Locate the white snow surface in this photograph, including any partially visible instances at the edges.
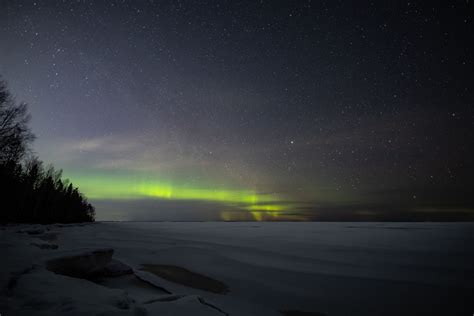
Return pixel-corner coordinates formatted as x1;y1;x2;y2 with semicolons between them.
1;222;473;315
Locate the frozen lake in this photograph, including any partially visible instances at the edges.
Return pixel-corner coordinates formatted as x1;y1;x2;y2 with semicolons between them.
2;222;474;315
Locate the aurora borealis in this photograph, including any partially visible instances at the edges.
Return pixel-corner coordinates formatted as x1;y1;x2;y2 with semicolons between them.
63;170;289;220
1;1;473;221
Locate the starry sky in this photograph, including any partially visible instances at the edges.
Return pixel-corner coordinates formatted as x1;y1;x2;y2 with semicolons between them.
1;1;473;221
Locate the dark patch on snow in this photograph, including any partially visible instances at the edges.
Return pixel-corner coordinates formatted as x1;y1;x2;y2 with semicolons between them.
140;264;229;294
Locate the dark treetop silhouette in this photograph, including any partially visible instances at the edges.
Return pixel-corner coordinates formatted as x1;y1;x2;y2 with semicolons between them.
0;78;94;223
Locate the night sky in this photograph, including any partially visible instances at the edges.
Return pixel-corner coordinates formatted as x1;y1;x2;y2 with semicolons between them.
1;1;473;221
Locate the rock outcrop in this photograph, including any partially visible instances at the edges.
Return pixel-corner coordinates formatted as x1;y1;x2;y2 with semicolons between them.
46;248;114;279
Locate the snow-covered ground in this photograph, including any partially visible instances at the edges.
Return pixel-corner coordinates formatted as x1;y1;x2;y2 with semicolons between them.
1;222;473;315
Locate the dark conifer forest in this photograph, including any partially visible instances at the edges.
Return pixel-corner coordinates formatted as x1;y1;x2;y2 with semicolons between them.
0;77;94;223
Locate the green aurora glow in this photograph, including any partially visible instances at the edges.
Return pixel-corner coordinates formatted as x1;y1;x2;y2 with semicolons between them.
63;171;288;216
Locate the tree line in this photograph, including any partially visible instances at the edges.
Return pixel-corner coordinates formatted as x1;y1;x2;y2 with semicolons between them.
0;77;94;223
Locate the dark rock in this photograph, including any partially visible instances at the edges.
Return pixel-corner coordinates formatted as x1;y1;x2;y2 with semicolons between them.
46;248;114;279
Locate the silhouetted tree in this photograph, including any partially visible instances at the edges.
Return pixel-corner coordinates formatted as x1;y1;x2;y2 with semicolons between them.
0;78;35;164
0;78;95;223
